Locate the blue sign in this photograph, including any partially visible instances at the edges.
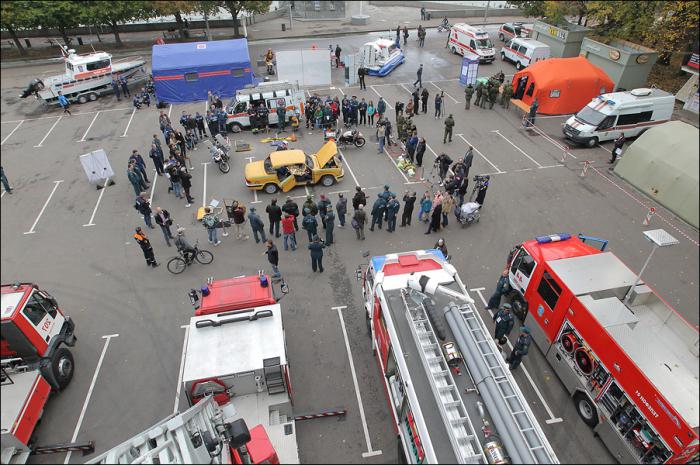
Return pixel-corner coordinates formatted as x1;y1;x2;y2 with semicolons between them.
460;54;480;86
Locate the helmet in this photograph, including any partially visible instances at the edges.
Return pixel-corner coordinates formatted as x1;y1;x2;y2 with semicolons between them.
437;238;444;245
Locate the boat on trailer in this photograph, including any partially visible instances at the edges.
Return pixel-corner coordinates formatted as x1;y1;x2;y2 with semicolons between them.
19;45;147;105
358;38;405;77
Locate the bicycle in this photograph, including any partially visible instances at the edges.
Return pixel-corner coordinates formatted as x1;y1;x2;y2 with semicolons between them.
167;239;214;274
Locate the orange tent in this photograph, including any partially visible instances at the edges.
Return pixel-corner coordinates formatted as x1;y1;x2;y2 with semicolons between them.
511;56;614;115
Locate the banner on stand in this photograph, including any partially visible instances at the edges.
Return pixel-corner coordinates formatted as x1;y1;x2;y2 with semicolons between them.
460;52;480;86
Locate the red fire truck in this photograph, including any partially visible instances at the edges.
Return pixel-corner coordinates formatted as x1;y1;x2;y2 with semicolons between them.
504;233;699;464
358;249;558;464
1;282;77;463
87;274;298;464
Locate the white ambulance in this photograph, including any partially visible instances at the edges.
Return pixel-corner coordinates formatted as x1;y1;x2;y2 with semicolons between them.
563;88;675;147
448;23;496;63
500;37;550;69
226;80;305;131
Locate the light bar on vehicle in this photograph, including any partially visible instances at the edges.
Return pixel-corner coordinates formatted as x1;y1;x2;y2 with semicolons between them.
536;233;571;244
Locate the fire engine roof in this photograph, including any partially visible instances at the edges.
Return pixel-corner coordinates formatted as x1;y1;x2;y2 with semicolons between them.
183;304;286;385
1;370;43;434
524;237;600;264
547;252;638;296
1;291;25;320
196;276;275;316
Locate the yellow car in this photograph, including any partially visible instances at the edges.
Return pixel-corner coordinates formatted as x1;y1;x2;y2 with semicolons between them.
244;141;344;194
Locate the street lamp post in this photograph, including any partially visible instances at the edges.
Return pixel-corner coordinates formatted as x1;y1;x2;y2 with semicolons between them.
623;229;679;305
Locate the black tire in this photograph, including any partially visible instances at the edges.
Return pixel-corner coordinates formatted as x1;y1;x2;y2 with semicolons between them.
218;161;230;173
499;33;505;41
264;183;278;194
585;137;598;148
501;51;506;61
88;92;98;102
77;94;88;104
511;296;528;320
195;249;214;264
515;61;523;70
320;175;335;187
574;392;599;427
50;348;74;391
450;46;457;55
354;137;366;148
167;256;187;274
228;122;243;133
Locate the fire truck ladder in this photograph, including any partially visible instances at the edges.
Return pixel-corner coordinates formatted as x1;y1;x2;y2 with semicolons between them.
401;291;483;464
458;303;556;463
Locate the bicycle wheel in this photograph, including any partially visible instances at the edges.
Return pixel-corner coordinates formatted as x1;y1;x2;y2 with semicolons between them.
195;249;214;264
167;257;187;274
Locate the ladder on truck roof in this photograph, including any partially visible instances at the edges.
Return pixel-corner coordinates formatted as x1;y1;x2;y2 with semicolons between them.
458;303;557;463
86;396;229;464
401;290;483;464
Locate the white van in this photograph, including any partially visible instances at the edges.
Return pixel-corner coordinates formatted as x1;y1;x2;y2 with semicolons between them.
226;80;305;131
563;88;675;147
500;37;550;70
448;23;496;63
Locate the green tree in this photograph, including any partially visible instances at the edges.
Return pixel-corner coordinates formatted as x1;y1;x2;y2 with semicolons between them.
221;0;271;37
0;1;39;56
587;1;661;41
35;0;84;47
82;1;154;47
152;1;199;39
644;0;699;64
193;1;223;41
506;1;546;18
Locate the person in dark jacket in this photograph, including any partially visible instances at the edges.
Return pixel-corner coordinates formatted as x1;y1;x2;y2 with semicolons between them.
415;137;427;168
406;134;418;163
133;227;158;267
149;143;165;176
352;186;367;211
317;194;331;229
334;45;342;68
264;240;281;278
353;204;367;240
248;207;267;243
336;193;348;227
385;195;400;232
486;268;510;310
179;167;195;207
266;199;283;238
412;89;420;114
308;235;326;272
610;133;625;164
134;193;154;229
421;88;429;113
401;191;417;226
302;195;318;217
462;146;474;178
282;197;300;231
426;202;442;234
324;206;335;245
507;326;532;370
370;194;387;231
436;153;453;182
129;150;151;184
153;207;174;246
493;304;515;342
302;210;318;242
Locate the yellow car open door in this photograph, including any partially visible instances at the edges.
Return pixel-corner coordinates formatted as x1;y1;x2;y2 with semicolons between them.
279;174;297;192
314;141;338;168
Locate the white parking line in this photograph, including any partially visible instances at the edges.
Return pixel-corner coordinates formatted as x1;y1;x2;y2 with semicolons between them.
148;170;157;204
83;182;109;227
120;108;137;138
34;116;62;147
174;324;190;414
1;120;24;146
527;124;577;160
371;78;460;88
454;134;504;173
78;112;100;142
399;83;413;95
383;147;410;183
370;86;393;109
1;107;132;125
168;103;173;119
338;147;360;186
333;86;345;96
491;130;542;167
470;288;563;424
429;82;459;104
202;162;210;208
64;334;119;464
24;180;63;234
334;306;382;458
204;100;209;113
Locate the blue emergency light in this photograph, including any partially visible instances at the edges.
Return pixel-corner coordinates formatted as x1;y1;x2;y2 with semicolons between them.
536;233;571;244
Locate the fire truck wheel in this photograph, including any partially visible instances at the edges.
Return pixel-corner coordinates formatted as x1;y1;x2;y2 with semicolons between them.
50;348;74;391
574;392;598;427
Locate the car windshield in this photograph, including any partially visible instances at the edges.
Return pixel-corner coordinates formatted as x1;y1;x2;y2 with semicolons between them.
476;38;493;48
306;155;314;168
264;157;274;173
576;106;606;126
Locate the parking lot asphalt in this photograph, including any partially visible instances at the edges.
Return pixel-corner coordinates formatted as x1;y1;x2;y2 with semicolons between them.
2;27;697;464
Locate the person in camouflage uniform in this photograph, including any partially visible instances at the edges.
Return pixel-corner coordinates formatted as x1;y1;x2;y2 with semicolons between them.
488;80;499;109
464;83;474;110
480;81;490;109
501;83;514;109
474;82;483;108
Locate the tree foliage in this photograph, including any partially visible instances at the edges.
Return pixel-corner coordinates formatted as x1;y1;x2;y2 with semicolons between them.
152;1;199;38
506;1;546;18
82;0;154;47
0;0;39;55
34;0;84;46
221;0;271;37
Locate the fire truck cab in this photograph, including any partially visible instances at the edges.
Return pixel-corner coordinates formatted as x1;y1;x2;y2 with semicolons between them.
359;250;557;464
1;283;77;464
506;234;699;464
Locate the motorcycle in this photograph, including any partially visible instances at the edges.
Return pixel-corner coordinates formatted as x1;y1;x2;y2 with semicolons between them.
437;22;452;32
325;128;366;148
204;140;230;173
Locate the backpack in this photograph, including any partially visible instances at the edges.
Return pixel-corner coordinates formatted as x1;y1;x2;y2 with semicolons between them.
203;215;217;228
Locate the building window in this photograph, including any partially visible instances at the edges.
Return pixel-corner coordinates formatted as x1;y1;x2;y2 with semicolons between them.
550;89;560;98
231;68;244;77
314;1;321;11
184;72;198;82
328;1;335;10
